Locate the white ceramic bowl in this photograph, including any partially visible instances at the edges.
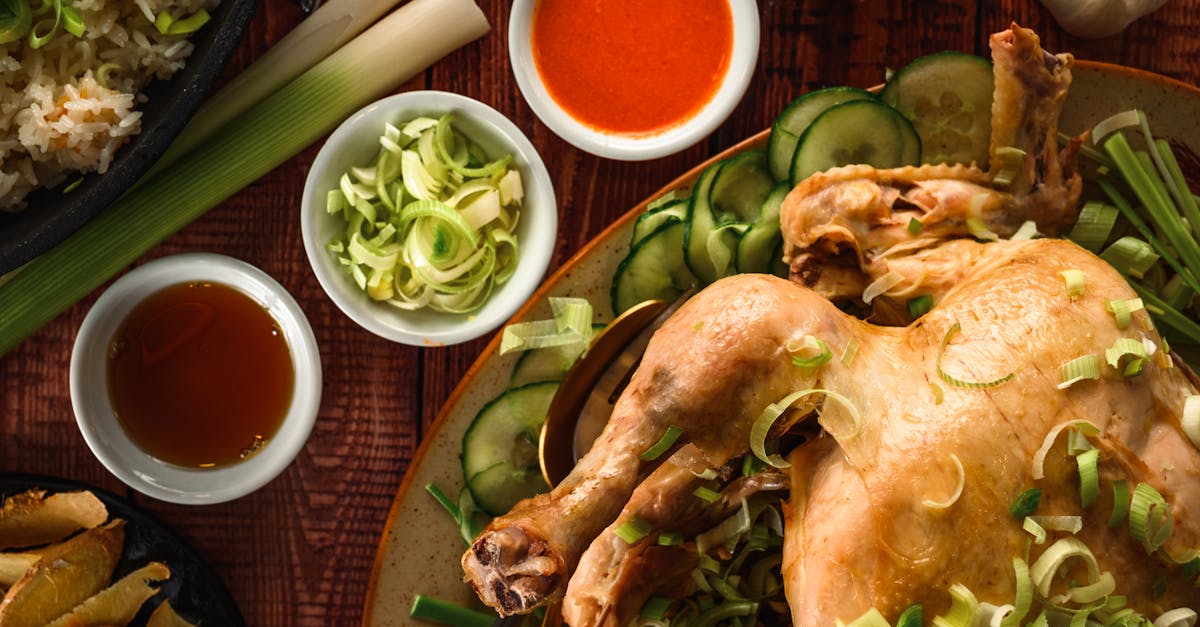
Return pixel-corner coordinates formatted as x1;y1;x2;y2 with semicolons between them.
301;91;557;346
70;253;322;505
508;0;760;161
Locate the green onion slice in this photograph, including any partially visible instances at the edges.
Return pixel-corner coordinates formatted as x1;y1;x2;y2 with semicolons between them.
840;337;861;366
1030;536;1101;598
639;425;682;461
1009;220;1040;241
1067;202;1119;253
500;297;593;354
933;583;979;627
846;608;890;627
1129;482;1173;553
59;2;82;36
693;486;721;504
897;604;923;627
1000;559;1032;627
908;218;924;235
907;294;933;318
1059;269;1086;298
1153;608;1198;627
1091;109;1142;145
1101;236;1161;280
657;532;683;546
1023;517;1047;544
1009;488;1041;519
937;322;1015;389
696;499;751;555
614;515;652;544
1109;480;1131;528
1077;448;1101;508
28;0;60;48
1106;298;1145;330
788;335;832;369
862;270;905;304
640;596;673;620
1105;337;1149;377
1058;355;1100;390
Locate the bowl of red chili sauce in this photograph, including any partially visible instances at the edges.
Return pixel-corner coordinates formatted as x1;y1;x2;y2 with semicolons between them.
509;0;760;161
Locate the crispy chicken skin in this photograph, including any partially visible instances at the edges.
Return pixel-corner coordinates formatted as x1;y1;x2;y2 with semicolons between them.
462;23;1200;624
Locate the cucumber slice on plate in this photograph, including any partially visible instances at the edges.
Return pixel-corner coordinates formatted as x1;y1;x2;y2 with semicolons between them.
879;51;994;167
766;87;877;182
612;220;697;315
790;99;921;184
735;183;790;275
462;381;558;515
631;198;689;249
684;152;774;284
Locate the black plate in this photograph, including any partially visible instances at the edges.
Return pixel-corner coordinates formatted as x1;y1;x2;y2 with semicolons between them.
0;475;245;626
0;0;260;275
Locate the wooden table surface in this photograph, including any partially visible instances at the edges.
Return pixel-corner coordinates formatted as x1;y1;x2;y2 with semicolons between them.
3;1;1199;625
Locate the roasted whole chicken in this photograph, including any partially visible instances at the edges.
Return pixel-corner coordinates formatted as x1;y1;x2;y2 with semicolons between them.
462;24;1200;625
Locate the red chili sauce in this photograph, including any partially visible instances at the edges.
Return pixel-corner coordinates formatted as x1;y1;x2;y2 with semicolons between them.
531;0;734;136
107;281;294;468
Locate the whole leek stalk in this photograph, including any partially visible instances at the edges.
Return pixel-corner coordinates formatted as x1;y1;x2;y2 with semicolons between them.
150;0;412;175
0;0;489;355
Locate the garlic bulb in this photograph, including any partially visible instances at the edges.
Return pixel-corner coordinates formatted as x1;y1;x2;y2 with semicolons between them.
1040;0;1167;38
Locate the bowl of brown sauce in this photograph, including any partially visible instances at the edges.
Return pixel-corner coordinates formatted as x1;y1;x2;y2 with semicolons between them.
70;253;321;505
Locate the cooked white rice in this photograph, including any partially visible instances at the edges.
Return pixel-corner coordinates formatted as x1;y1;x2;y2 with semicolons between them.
0;0;218;211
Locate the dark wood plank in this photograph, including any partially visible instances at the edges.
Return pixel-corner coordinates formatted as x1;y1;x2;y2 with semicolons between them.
2;2;1199;625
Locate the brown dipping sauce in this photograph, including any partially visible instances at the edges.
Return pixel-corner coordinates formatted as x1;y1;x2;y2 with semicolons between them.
106;281;295;468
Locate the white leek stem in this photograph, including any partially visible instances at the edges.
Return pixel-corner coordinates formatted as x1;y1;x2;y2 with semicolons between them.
152;0;413;174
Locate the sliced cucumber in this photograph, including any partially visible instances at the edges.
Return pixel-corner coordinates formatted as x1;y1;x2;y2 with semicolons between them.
683;161;726;284
462;381;558;515
631;199;689;249
735;183;789;275
790;99;921;184
510;322;607;387
879;51;994;167
766;87;877;182
612;220;697;315
710;151;775;224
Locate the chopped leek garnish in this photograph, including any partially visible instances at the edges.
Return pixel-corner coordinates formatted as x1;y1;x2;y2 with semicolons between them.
1067;202;1119;253
907;294;933;318
846;608;891;627
1001;559;1032;627
1101;236;1160;279
328;113;523;315
696;499;751;555
153;8;209;35
1059;269;1086;298
922;454;964;510
862;270;905;304
1153;608;1198;627
1181;395;1200;451
937;322;1015;389
640;596;674;620
840;337;861;366
788;335;833;369
1009;488;1042;518
1030;536;1102;598
1092;109;1142;145
1106;298;1144;329
1129;482;1173;553
1105;337;1149;377
1032;419;1099;480
693;486;720;504
933;583;979;627
751;388;862;468
0;0;32;44
500;298;593;354
638;425;683;461
409;595;495;627
1023;517;1047;545
908;218;924;235
614;516;652;544
1108;480;1131;528
930;382;944;405
897;604;923;627
1058;355;1100;389
657;532;683;546
1077;448;1100;508
1010;220;1040;241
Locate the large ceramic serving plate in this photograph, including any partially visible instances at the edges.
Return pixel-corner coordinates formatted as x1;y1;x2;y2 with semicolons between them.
362;62;1200;625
